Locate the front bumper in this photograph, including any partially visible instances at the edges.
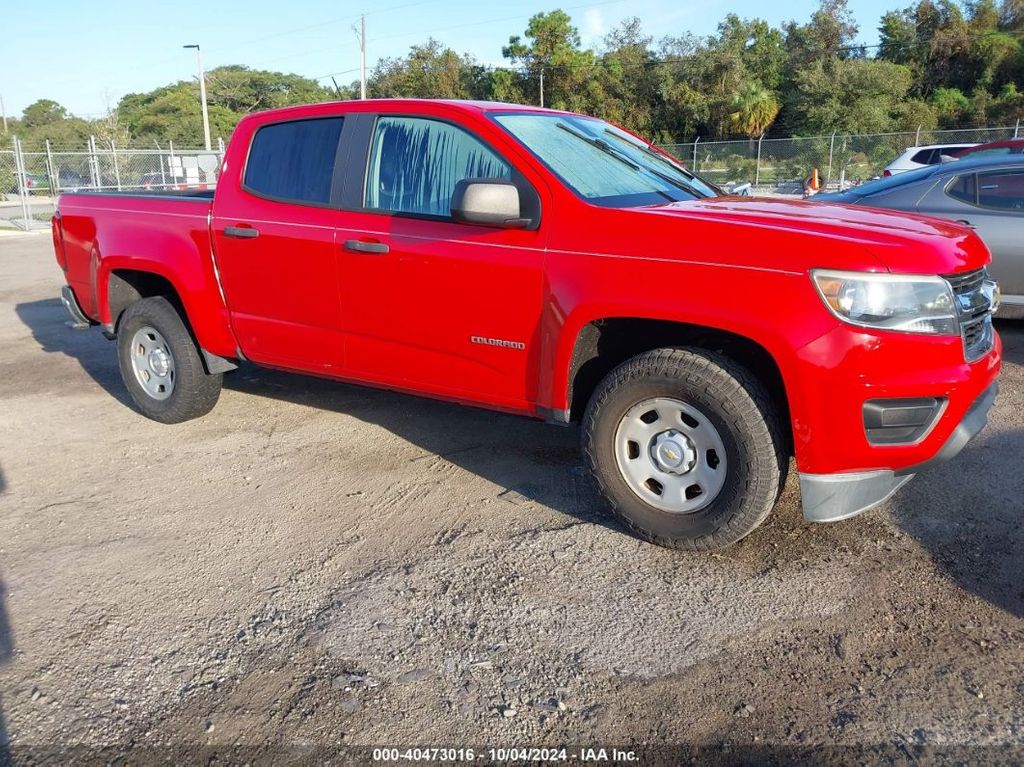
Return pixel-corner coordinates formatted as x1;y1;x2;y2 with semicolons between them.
800;382;998;522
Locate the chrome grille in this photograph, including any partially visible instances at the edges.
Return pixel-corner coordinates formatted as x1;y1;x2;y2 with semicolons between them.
946;269;985;294
943;267;996;362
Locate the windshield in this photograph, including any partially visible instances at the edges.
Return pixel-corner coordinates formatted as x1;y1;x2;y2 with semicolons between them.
493;112;718;208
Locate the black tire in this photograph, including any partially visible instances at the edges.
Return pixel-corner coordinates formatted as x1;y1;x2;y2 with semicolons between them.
116;296;222;423
582;347;786;550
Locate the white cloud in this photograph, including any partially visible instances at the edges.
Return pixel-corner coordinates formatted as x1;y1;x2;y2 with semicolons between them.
581;8;607;43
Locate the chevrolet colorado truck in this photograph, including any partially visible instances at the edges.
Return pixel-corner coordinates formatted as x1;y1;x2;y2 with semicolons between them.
52;99;1001;550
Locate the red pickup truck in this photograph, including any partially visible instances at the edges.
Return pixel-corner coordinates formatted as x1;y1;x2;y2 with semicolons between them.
52;99;1001;550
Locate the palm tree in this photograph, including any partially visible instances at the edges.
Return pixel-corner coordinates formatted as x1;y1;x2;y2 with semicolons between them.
728;80;781;140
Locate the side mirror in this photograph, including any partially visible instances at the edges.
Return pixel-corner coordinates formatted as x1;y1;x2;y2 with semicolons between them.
451;179;531;228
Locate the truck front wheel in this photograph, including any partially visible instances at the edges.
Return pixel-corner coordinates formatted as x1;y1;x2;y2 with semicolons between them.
116;296;222;423
582;347;785;550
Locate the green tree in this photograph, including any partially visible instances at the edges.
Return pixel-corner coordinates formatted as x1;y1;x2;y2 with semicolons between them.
117;66;331;146
503;11;596;111
15;100;90;150
779;0;862;135
22;99;70;129
370;40;487;99
878;9;918;64
590;18;658;135
728;80;781;138
790;58;930;133
206;66;331;112
930;86;972;125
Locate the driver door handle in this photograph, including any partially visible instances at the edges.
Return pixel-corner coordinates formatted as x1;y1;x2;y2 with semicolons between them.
344;239;390;254
955;219;976;229
223;226;260;239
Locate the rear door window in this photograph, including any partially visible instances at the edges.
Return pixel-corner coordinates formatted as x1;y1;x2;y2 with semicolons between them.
947;174;976;204
976;170;1024;211
244;117;344;205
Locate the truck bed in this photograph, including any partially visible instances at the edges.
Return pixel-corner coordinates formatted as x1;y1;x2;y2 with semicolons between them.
54;190;238;360
66;189;216;201
56;192;215;316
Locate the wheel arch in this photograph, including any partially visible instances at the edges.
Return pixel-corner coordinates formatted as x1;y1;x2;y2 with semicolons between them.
107;268;184;333
562;316;793;454
103;266;237;375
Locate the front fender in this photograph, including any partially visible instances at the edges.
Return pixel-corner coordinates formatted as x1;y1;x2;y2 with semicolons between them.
540;252;838;468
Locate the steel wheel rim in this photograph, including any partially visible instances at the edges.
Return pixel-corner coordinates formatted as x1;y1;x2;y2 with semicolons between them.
613;396;728;514
129;326;175;401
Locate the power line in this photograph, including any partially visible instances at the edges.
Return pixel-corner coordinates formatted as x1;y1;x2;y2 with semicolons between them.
256;0;637;71
373;0;635;43
204;0;443;63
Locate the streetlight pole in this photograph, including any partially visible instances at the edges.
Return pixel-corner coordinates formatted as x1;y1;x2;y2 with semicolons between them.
183;44;212;151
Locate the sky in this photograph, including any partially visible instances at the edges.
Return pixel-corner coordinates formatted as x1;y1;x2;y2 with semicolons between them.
2;0;897;120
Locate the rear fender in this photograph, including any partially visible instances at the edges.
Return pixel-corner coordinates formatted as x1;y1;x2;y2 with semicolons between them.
94;252;236;359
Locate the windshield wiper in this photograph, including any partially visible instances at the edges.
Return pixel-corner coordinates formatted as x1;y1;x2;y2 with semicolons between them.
602;129;714;198
556;122;677;202
557;122;640;169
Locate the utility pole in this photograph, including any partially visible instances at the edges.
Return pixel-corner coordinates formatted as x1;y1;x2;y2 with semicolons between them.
539;68;544;108
183;44;212;151
354;15;367;99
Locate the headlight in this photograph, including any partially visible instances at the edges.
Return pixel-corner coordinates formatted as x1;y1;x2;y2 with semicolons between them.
811;270;959;336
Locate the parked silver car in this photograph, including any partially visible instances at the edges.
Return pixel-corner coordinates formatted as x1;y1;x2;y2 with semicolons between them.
815;156;1024;315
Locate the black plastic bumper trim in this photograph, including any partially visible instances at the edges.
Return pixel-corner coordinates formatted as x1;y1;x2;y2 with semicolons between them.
863;396;945;445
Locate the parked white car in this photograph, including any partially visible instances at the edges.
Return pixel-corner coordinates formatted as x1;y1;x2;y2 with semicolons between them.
882;144;978;176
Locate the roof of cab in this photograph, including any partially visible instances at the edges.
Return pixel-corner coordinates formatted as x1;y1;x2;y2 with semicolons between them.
240;98;576;124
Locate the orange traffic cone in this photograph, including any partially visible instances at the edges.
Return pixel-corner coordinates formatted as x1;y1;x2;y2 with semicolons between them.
811;168;821;191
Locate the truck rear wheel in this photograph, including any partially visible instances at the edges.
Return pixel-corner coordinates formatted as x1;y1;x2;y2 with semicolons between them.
582;347;785;550
116;297;222;423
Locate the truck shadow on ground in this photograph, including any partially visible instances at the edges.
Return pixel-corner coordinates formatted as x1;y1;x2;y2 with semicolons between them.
0;464;13;760
12;297;624;536
891;321;1024;619
13;299;133;408
890;427;1024;619
224;366;630;538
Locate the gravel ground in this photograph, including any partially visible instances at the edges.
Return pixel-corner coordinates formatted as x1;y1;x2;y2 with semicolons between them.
0;234;1022;762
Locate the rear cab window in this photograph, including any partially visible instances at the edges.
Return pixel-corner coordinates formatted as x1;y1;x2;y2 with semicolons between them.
243;117;344;205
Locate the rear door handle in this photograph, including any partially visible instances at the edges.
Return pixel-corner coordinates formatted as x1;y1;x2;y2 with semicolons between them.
223;226;260;239
344;239;389;254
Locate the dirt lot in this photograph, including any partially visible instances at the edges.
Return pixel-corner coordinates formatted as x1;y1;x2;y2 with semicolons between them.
0;233;1022;761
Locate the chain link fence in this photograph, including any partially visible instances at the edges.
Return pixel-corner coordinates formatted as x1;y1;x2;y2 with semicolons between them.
2;123;1021;231
1;137;225;231
663;123;1022;193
